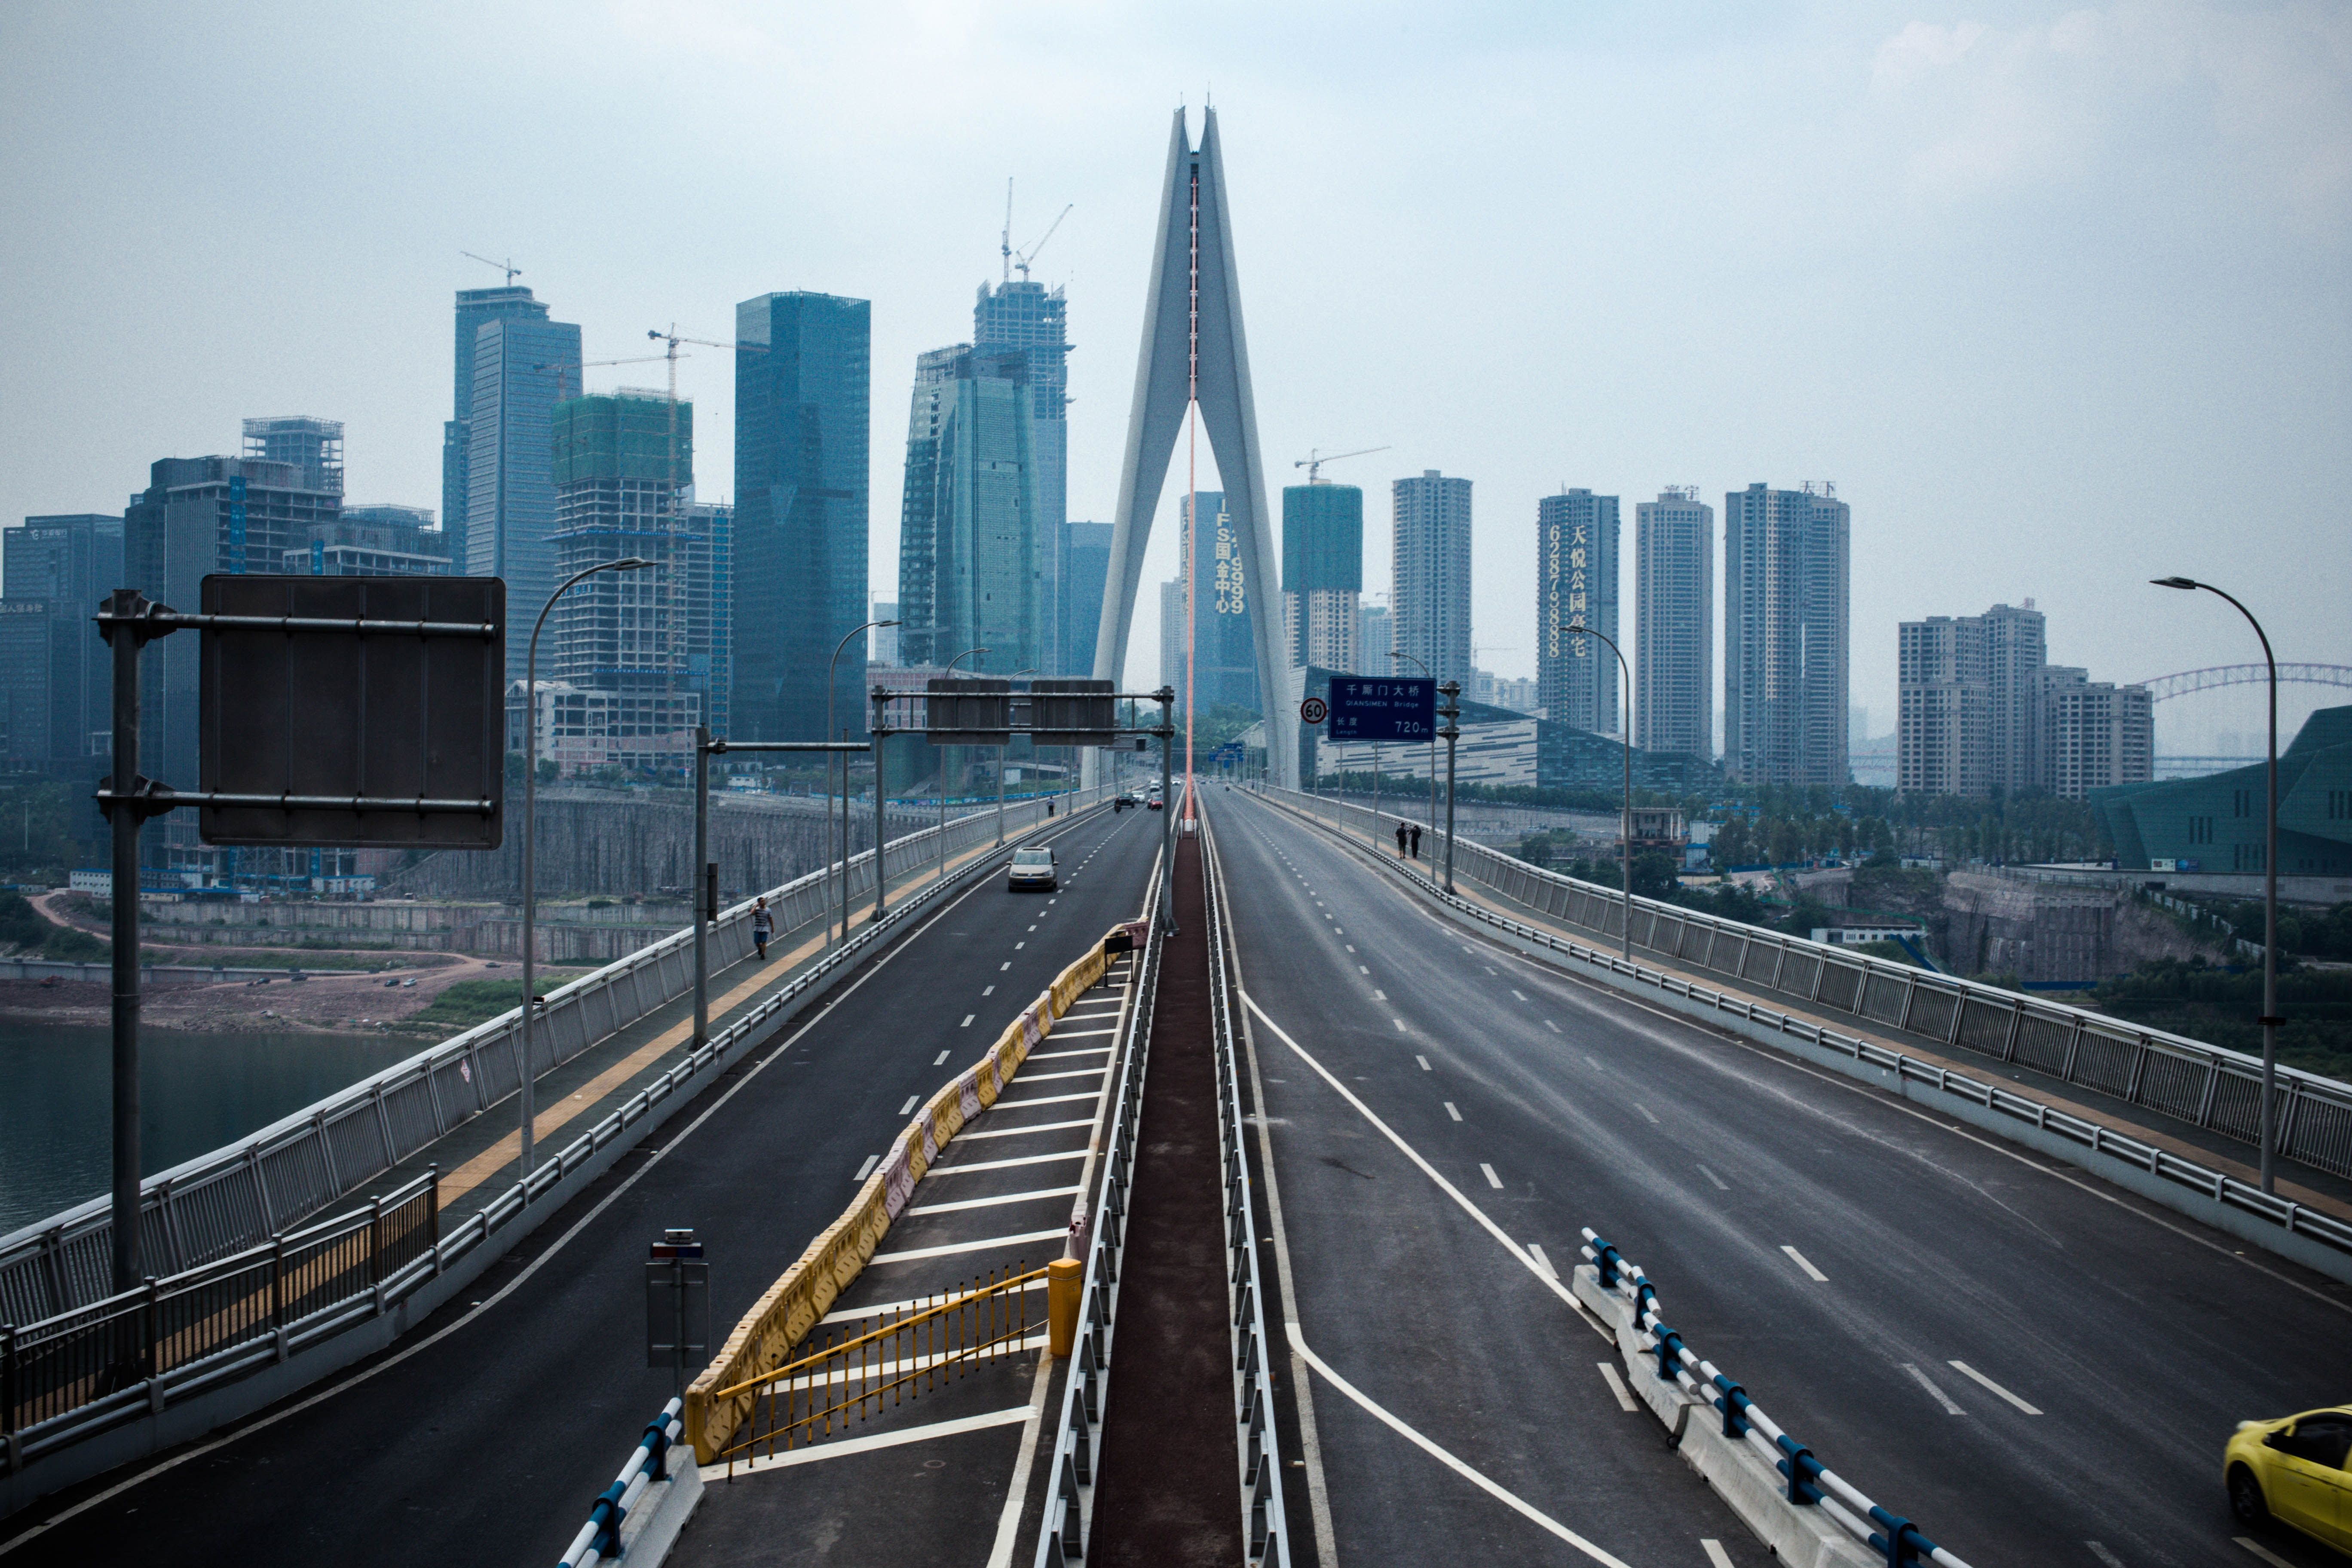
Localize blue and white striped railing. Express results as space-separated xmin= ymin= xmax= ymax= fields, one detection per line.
xmin=1580 ymin=1230 xmax=1974 ymax=1568
xmin=557 ymin=1399 xmax=683 ymax=1568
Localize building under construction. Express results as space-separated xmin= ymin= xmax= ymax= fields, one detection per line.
xmin=540 ymin=390 xmax=712 ymax=775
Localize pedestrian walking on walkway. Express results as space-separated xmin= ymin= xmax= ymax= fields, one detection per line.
xmin=1394 ymin=821 xmax=1409 ymax=858
xmin=1409 ymin=824 xmax=1423 ymax=860
xmin=752 ymin=897 xmax=773 ymax=960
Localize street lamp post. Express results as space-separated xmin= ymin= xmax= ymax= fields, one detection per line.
xmin=521 ymin=556 xmax=654 ymax=1180
xmin=829 ymin=619 xmax=897 ymax=945
xmin=2153 ymin=576 xmax=2284 ymax=1193
xmin=1439 ymin=681 xmax=1461 ymax=892
xmin=1568 ymin=624 xmax=1635 ymax=961
xmin=940 ymin=648 xmax=989 ymax=883
xmin=1001 ymin=668 xmax=1037 ymax=847
xmin=1391 ymin=652 xmax=1439 ymax=857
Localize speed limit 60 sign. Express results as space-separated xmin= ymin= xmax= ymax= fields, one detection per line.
xmin=1299 ymin=696 xmax=1328 ymax=725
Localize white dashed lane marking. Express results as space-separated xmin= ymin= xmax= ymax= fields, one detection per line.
xmin=1479 ymin=1163 xmax=1503 ymax=1189
xmin=1781 ymin=1245 xmax=1828 ymax=1283
xmin=1948 ymin=1361 xmax=2042 ymax=1415
xmin=1444 ymin=1102 xmax=1462 ymax=1121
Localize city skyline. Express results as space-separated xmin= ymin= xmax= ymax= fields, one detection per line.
xmin=3 ymin=7 xmax=2345 ymax=754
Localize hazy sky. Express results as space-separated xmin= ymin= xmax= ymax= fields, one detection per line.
xmin=4 ymin=0 xmax=2345 ymax=752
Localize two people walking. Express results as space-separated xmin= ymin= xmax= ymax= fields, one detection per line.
xmin=1393 ymin=821 xmax=1423 ymax=860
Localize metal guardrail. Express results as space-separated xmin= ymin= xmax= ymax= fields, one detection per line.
xmin=1203 ymin=814 xmax=1291 ymax=1566
xmin=1579 ymin=1231 xmax=1973 ymax=1568
xmin=2 ymin=1170 xmax=438 ymax=1473
xmin=1036 ymin=876 xmax=1161 ymax=1568
xmin=0 ymin=810 xmax=1095 ymax=1479
xmin=0 ymin=788 xmax=1106 ymax=1326
xmin=557 ymin=1397 xmax=685 ymax=1568
xmin=716 ymin=1264 xmax=1045 ymax=1471
xmin=1264 ymin=785 xmax=2352 ymax=1181
xmin=1258 ymin=786 xmax=2352 ymax=1265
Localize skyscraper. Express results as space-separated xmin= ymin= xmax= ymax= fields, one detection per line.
xmin=1392 ymin=470 xmax=1472 ymax=686
xmin=443 ymin=287 xmax=555 ymax=575
xmin=1635 ymin=487 xmax=1713 ymax=757
xmin=897 ymin=344 xmax=1039 ymax=676
xmin=735 ymin=291 xmax=870 ymax=741
xmin=1536 ymin=488 xmax=1620 ymax=735
xmin=1173 ymin=491 xmax=1260 ymax=713
xmin=1896 ymin=602 xmax=2046 ymax=797
xmin=1158 ymin=578 xmax=1186 ymax=700
xmin=686 ymin=498 xmax=733 ymax=737
xmin=973 ymin=280 xmax=1070 ymax=668
xmin=1723 ymin=482 xmax=1850 ymax=786
xmin=544 ymin=390 xmax=710 ymax=772
xmin=1059 ymin=523 xmax=1112 ymax=680
xmin=870 ymin=599 xmax=900 ymax=666
xmin=1281 ymin=482 xmax=1361 ymax=674
xmin=1357 ymin=602 xmax=1392 ymax=674
xmin=466 ymin=311 xmax=582 ymax=683
xmin=242 ymin=417 xmax=343 ymax=495
xmin=5 ymin=514 xmax=122 ymax=771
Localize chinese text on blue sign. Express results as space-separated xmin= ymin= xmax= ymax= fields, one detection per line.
xmin=1327 ymin=678 xmax=1435 ymax=742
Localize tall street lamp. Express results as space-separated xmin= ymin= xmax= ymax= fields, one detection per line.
xmin=2153 ymin=576 xmax=2285 ymax=1193
xmin=520 ymin=556 xmax=653 ymax=1179
xmin=940 ymin=647 xmax=989 ymax=882
xmin=1001 ymin=668 xmax=1037 ymax=847
xmin=829 ymin=619 xmax=897 ymax=945
xmin=1391 ymin=651 xmax=1439 ymax=852
xmin=1568 ymin=624 xmax=1635 ymax=962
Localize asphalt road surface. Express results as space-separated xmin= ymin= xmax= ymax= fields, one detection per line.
xmin=1208 ymin=786 xmax=2352 ymax=1568
xmin=2 ymin=802 xmax=1163 ymax=1568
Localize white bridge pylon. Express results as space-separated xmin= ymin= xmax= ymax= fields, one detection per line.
xmin=1090 ymin=107 xmax=1297 ymax=789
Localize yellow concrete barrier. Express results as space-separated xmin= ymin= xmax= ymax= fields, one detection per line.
xmin=683 ymin=925 xmax=1125 ymax=1463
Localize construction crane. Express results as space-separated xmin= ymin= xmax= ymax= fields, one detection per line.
xmin=999 ymin=180 xmax=1074 ymax=282
xmin=1294 ymin=446 xmax=1389 ymax=484
xmin=460 ymin=251 xmax=523 ymax=285
xmin=533 ymin=354 xmax=668 ymax=406
xmin=646 ymin=325 xmax=770 ymax=505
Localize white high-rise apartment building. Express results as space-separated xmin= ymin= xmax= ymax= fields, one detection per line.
xmin=1897 ymin=602 xmax=2047 ymax=797
xmin=1635 ymin=487 xmax=1713 ymax=756
xmin=2039 ymin=668 xmax=2153 ymax=800
xmin=1723 ymin=483 xmax=1849 ymax=786
xmin=1392 ymin=471 xmax=1473 ymax=686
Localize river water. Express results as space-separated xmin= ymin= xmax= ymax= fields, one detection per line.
xmin=0 ymin=1021 xmax=418 ymax=1238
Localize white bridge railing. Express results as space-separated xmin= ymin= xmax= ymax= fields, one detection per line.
xmin=1262 ymin=785 xmax=2352 ymax=1182
xmin=0 ymin=789 xmax=1103 ymax=1326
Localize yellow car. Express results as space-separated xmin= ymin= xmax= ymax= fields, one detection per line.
xmin=2227 ymin=1405 xmax=2352 ymax=1553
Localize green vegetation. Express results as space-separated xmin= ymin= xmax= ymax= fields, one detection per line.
xmin=0 ymin=892 xmax=109 ymax=961
xmin=2092 ymin=958 xmax=2352 ymax=1082
xmin=1706 ymin=785 xmax=2107 ymax=868
xmin=405 ymin=974 xmax=581 ymax=1029
xmin=2174 ymin=900 xmax=2352 ymax=964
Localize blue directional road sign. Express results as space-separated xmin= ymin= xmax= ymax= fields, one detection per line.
xmin=1327 ymin=677 xmax=1435 ymax=742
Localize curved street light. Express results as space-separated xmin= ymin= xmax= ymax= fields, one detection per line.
xmin=940 ymin=647 xmax=990 ymax=882
xmin=828 ymin=619 xmax=898 ymax=945
xmin=1567 ymin=624 xmax=1636 ymax=962
xmin=520 ymin=556 xmax=654 ymax=1177
xmin=2153 ymin=576 xmax=2284 ymax=1193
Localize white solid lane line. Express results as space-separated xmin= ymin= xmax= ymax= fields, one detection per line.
xmin=926 ymin=1149 xmax=1086 ymax=1176
xmin=1480 ymin=1163 xmax=1504 ymax=1189
xmin=854 ymin=1155 xmax=879 ymax=1181
xmin=958 ymin=1116 xmax=1095 ymax=1141
xmin=705 ymin=1404 xmax=1036 ymax=1478
xmin=1900 ymin=1363 xmax=1965 ymax=1415
xmin=1289 ymin=1328 xmax=1636 ymax=1568
xmin=871 ymin=1227 xmax=1069 ymax=1266
xmin=1948 ymin=1360 xmax=2043 ymax=1415
xmin=905 ymin=1184 xmax=1083 ymax=1217
xmin=897 ymin=1095 xmax=921 ymax=1116
xmin=1527 ymin=1244 xmax=1557 ymax=1280
xmin=1781 ymin=1245 xmax=1828 ymax=1282
xmin=1597 ymin=1362 xmax=1638 ymax=1412
xmin=1444 ymin=1102 xmax=1463 ymax=1121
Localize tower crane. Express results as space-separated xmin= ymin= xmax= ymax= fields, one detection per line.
xmin=999 ymin=179 xmax=1075 ymax=282
xmin=646 ymin=325 xmax=771 ymax=506
xmin=534 ymin=354 xmax=668 ymax=406
xmin=460 ymin=250 xmax=523 ymax=285
xmin=1294 ymin=445 xmax=1389 ymax=484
